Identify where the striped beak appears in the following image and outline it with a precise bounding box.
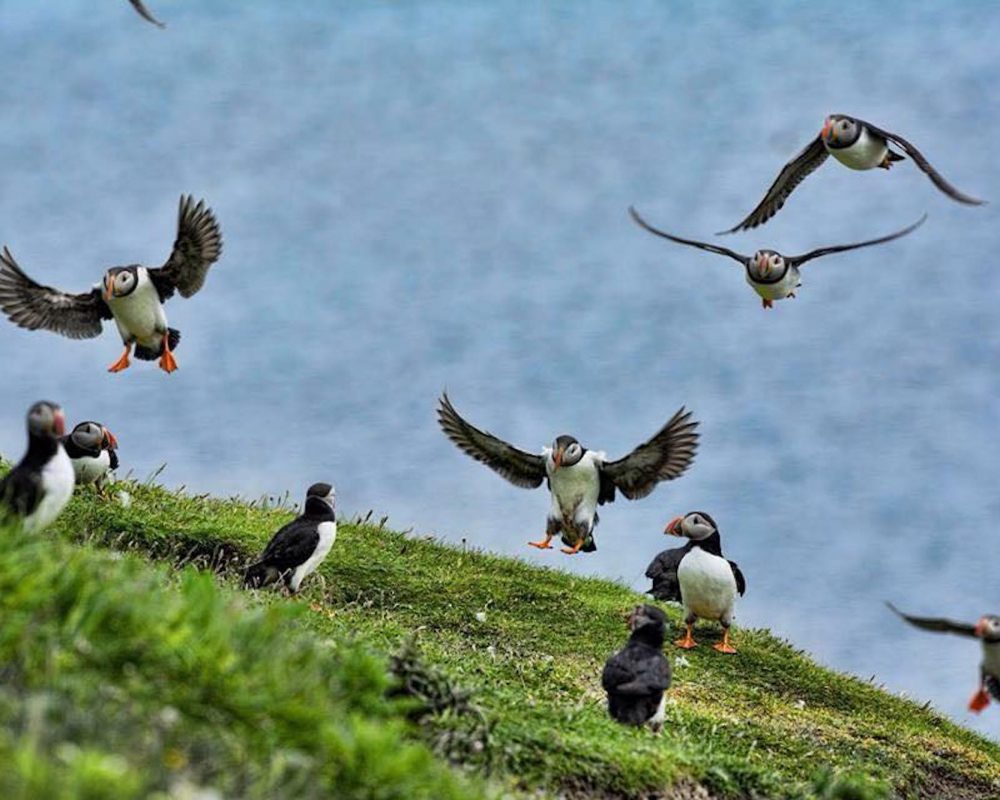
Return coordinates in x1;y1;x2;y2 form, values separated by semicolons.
975;618;989;637
102;428;118;450
53;409;65;437
552;449;563;469
103;274;114;302
664;516;683;536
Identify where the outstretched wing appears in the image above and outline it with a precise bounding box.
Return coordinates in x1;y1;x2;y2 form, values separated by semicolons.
788;215;927;267
128;0;166;28
0;248;110;339
861;120;986;206
886;602;978;638
600;407;699;501
720;136;828;233
629;207;747;264
148;196;223;301
437;393;547;489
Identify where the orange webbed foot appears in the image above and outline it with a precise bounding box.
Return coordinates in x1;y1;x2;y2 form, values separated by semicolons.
159;347;178;373
107;345;132;373
969;688;991;713
560;539;585;555
712;629;737;654
674;624;698;649
528;536;553;550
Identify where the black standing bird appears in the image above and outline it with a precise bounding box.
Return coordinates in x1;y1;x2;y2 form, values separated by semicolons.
601;604;672;731
244;483;337;594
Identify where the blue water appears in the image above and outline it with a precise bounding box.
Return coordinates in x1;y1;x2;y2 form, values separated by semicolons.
1;0;998;739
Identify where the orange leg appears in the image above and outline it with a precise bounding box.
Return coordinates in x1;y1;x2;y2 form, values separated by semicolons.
761;298;773;309
879;155;894;170
560;538;585;555
969;686;991;714
528;534;553;550
107;343;133;373
158;333;178;373
712;628;737;654
675;623;697;649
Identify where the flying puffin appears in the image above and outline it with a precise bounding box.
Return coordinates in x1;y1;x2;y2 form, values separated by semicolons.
62;421;119;489
437;393;698;555
244;483;337;594
662;512;746;654
630;207;926;309
887;603;1000;714
601;604;672;731
0;401;74;534
128;0;165;27
723;114;985;233
0;195;222;374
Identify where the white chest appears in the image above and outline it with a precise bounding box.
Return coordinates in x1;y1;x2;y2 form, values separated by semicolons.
108;276;167;346
24;447;75;533
826;128;888;171
72;451;111;485
677;546;737;620
289;520;337;592
546;453;601;522
748;265;801;302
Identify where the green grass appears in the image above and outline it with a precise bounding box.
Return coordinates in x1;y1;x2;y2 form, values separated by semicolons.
4;470;1000;799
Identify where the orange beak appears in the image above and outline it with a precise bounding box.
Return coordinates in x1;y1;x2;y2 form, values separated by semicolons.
552;449;563;469
975;618;988;637
102;428;118;450
103;274;114;302
664;516;682;536
53;410;65;437
821;118;834;142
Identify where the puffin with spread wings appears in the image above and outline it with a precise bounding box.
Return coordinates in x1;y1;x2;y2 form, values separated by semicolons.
630;207;925;308
0;195;222;374
437;393;698;555
723;114;985;233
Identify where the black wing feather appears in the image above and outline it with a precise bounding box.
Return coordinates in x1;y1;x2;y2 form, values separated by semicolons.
721;136;828;233
629;207;747;263
0;467;42;520
108;449;120;472
788;215;927;267
645;545;691;603
600;407;699;501
128;0;166;28
437;393;547;489
256;518;321;571
886;602;978;638
729;560;747;596
148;195;223;302
0;248;110;339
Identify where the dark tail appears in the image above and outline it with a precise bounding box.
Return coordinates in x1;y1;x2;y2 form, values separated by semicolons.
888;150;905;162
244;562;280;589
135;328;181;361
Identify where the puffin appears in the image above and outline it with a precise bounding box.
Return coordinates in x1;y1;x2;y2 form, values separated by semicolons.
128;0;165;28
723;114;985;232
887;603;1000;714
630;207;926;309
0;401;74;534
244;483;337;594
0;195;222;374
662;512;746;654
601;604;672;731
437;393;698;555
62;421;119;489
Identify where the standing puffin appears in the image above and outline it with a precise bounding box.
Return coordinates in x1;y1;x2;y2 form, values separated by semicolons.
887;603;1000;714
0;195;222;374
663;512;746;654
723;114;985;232
128;0;165;27
0;401;74;533
62;421;119;489
244;483;337;594
437;393;698;555
602;604;672;731
630;207;926;309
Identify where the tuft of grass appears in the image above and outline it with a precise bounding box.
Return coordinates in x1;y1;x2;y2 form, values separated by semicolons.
10;473;1000;798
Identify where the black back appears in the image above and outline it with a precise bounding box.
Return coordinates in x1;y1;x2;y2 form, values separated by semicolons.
0;430;60;520
601;612;672;727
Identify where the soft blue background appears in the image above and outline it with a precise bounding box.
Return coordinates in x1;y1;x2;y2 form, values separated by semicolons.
1;1;997;738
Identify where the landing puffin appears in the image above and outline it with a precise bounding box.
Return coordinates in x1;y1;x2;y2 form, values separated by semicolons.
723;114;985;232
62;421;119;489
663;512;746;654
128;0;165;27
631;207;926;309
437;393;698;555
244;483;337;594
887;603;1000;714
601;604;672;731
0;401;74;533
0;195;222;374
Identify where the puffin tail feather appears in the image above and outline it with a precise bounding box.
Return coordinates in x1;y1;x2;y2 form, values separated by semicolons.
135;328;181;361
888;149;905;162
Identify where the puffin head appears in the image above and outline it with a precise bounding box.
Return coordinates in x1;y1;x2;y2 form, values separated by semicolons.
305;482;336;513
974;615;1000;643
27;401;64;439
626;603;667;633
748;250;787;283
821;114;860;148
70;421;118;452
664;511;718;541
103;266;140;301
550;435;583;469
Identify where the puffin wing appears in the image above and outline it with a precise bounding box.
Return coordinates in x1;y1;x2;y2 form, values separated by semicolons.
437;393;547;489
0;467;42;519
148;195;223;301
720;136;828;233
860;120;986;206
610;652;671;695
107;448;120;472
629;207;747;264
599;407;699;501
256;518;321;571
0;248;111;339
788;215;927;267
886;602;978;638
728;560;747;596
128;0;166;28
645;545;690;602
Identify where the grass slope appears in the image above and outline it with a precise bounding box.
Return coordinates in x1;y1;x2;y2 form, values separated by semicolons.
6;472;1000;799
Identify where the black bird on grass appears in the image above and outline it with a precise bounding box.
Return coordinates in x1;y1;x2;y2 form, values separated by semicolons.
601;604;672;731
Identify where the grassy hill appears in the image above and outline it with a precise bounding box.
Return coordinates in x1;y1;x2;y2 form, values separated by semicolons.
2;469;999;799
